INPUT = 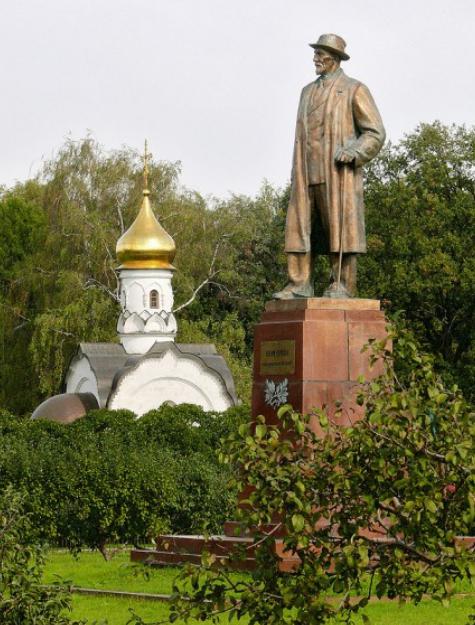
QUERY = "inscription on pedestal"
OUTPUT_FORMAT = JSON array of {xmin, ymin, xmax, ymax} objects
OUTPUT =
[{"xmin": 260, "ymin": 340, "xmax": 295, "ymax": 375}]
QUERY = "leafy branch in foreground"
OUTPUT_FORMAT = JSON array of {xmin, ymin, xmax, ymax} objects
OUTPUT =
[
  {"xmin": 167, "ymin": 328, "xmax": 475, "ymax": 625},
  {"xmin": 0, "ymin": 485, "xmax": 84, "ymax": 625}
]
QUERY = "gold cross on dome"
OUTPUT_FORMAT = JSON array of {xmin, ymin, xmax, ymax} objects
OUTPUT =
[{"xmin": 143, "ymin": 139, "xmax": 149, "ymax": 190}]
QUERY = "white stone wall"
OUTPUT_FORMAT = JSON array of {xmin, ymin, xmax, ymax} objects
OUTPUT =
[
  {"xmin": 108, "ymin": 350, "xmax": 233, "ymax": 415},
  {"xmin": 118, "ymin": 268, "xmax": 174, "ymax": 314},
  {"xmin": 64, "ymin": 356, "xmax": 100, "ymax": 405},
  {"xmin": 117, "ymin": 268, "xmax": 177, "ymax": 354}
]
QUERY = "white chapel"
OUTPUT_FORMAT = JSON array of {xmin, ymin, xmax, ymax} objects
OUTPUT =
[{"xmin": 32, "ymin": 147, "xmax": 238, "ymax": 422}]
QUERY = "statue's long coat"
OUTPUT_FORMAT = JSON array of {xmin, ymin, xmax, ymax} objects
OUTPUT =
[{"xmin": 285, "ymin": 71, "xmax": 385, "ymax": 254}]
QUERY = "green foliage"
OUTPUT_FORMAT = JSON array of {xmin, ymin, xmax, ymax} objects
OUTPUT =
[
  {"xmin": 0, "ymin": 189, "xmax": 48, "ymax": 413},
  {"xmin": 0, "ymin": 485, "xmax": 82, "ymax": 624},
  {"xmin": 0, "ymin": 193, "xmax": 46, "ymax": 281},
  {"xmin": 169, "ymin": 329, "xmax": 475, "ymax": 625},
  {"xmin": 0, "ymin": 404, "xmax": 248, "ymax": 556},
  {"xmin": 30, "ymin": 285, "xmax": 118, "ymax": 395},
  {"xmin": 360, "ymin": 122, "xmax": 475, "ymax": 401}
]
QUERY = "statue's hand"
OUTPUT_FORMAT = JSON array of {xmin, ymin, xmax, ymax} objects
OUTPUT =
[{"xmin": 334, "ymin": 146, "xmax": 357, "ymax": 165}]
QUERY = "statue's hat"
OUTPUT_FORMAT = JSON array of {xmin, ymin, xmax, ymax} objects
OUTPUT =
[{"xmin": 309, "ymin": 33, "xmax": 350, "ymax": 61}]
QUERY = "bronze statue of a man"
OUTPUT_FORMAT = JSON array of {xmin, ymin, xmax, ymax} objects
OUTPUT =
[{"xmin": 274, "ymin": 34, "xmax": 385, "ymax": 299}]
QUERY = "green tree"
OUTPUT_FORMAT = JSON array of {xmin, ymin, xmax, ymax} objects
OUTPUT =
[
  {"xmin": 360, "ymin": 122, "xmax": 475, "ymax": 401},
  {"xmin": 168, "ymin": 329, "xmax": 475, "ymax": 625},
  {"xmin": 0, "ymin": 485, "xmax": 82, "ymax": 624},
  {"xmin": 0, "ymin": 189, "xmax": 48, "ymax": 412},
  {"xmin": 0, "ymin": 192, "xmax": 46, "ymax": 282},
  {"xmin": 0, "ymin": 137, "xmax": 221, "ymax": 410}
]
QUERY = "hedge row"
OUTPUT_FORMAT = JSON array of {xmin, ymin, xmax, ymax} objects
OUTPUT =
[{"xmin": 0, "ymin": 404, "xmax": 249, "ymax": 556}]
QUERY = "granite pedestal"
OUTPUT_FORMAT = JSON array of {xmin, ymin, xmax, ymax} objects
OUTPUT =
[{"xmin": 253, "ymin": 298, "xmax": 387, "ymax": 431}]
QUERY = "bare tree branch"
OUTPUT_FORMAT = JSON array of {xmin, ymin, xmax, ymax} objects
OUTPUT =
[
  {"xmin": 173, "ymin": 274, "xmax": 221, "ymax": 314},
  {"xmin": 158, "ymin": 211, "xmax": 180, "ymax": 223},
  {"xmin": 247, "ymin": 522, "xmax": 283, "ymax": 550},
  {"xmin": 173, "ymin": 237, "xmax": 229, "ymax": 313},
  {"xmin": 84, "ymin": 278, "xmax": 119, "ymax": 302},
  {"xmin": 359, "ymin": 534, "xmax": 440, "ymax": 565}
]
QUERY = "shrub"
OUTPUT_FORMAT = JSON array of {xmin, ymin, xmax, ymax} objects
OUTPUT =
[{"xmin": 0, "ymin": 403, "xmax": 249, "ymax": 555}]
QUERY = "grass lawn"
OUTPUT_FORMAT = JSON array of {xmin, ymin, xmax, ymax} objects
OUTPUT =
[
  {"xmin": 66, "ymin": 595, "xmax": 475, "ymax": 625},
  {"xmin": 44, "ymin": 549, "xmax": 179, "ymax": 595},
  {"xmin": 68, "ymin": 594, "xmax": 170, "ymax": 624},
  {"xmin": 44, "ymin": 550, "xmax": 475, "ymax": 624},
  {"xmin": 354, "ymin": 597, "xmax": 474, "ymax": 624}
]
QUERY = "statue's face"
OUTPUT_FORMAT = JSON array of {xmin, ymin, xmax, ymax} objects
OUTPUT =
[{"xmin": 313, "ymin": 47, "xmax": 339, "ymax": 75}]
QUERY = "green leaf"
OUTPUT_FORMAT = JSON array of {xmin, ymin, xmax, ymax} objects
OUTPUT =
[
  {"xmin": 333, "ymin": 578, "xmax": 345, "ymax": 593},
  {"xmin": 318, "ymin": 412, "xmax": 329, "ymax": 428},
  {"xmin": 277, "ymin": 404, "xmax": 292, "ymax": 419},
  {"xmin": 255, "ymin": 424, "xmax": 267, "ymax": 439},
  {"xmin": 238, "ymin": 423, "xmax": 249, "ymax": 437},
  {"xmin": 291, "ymin": 513, "xmax": 305, "ymax": 532}
]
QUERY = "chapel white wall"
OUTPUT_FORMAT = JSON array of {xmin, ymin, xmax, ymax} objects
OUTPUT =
[
  {"xmin": 108, "ymin": 350, "xmax": 233, "ymax": 416},
  {"xmin": 117, "ymin": 268, "xmax": 177, "ymax": 354},
  {"xmin": 64, "ymin": 356, "xmax": 100, "ymax": 405}
]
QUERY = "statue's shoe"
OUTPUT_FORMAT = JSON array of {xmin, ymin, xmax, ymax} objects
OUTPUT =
[
  {"xmin": 272, "ymin": 283, "xmax": 314, "ymax": 300},
  {"xmin": 322, "ymin": 282, "xmax": 351, "ymax": 299}
]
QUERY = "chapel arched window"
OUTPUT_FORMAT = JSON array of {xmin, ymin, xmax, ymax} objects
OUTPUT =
[{"xmin": 149, "ymin": 290, "xmax": 159, "ymax": 309}]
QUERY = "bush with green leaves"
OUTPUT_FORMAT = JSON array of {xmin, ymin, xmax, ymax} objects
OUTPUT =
[
  {"xmin": 169, "ymin": 329, "xmax": 475, "ymax": 625},
  {"xmin": 0, "ymin": 404, "xmax": 248, "ymax": 557},
  {"xmin": 0, "ymin": 485, "xmax": 83, "ymax": 624}
]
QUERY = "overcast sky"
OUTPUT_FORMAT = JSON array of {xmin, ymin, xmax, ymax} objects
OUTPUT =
[{"xmin": 1, "ymin": 0, "xmax": 474, "ymax": 198}]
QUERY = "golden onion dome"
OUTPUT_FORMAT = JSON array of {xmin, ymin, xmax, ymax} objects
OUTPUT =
[{"xmin": 116, "ymin": 143, "xmax": 176, "ymax": 270}]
